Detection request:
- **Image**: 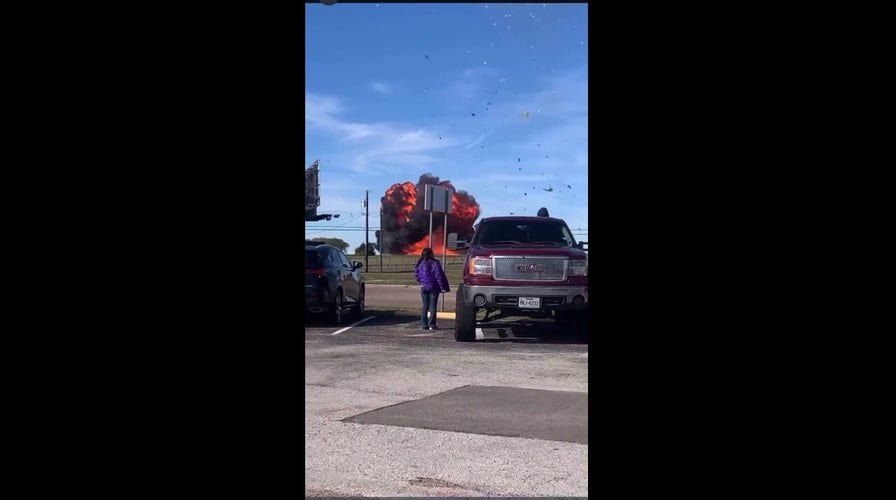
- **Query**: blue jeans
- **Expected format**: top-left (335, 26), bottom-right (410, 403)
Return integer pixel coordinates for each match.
top-left (421, 290), bottom-right (440, 327)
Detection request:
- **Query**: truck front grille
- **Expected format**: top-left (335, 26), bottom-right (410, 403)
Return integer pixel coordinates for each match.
top-left (492, 257), bottom-right (567, 281)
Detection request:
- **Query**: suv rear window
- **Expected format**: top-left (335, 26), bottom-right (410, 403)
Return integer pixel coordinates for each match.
top-left (305, 249), bottom-right (323, 268)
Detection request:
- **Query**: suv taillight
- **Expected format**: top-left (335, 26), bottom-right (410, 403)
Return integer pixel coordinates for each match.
top-left (568, 259), bottom-right (587, 276)
top-left (468, 257), bottom-right (492, 276)
top-left (306, 268), bottom-right (326, 277)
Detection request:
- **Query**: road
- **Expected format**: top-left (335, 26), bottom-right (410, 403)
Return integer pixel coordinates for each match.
top-left (363, 283), bottom-right (455, 312)
top-left (304, 286), bottom-right (589, 497)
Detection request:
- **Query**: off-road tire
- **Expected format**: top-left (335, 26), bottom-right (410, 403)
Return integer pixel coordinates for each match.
top-left (454, 286), bottom-right (476, 342)
top-left (573, 311), bottom-right (589, 343)
top-left (557, 311), bottom-right (589, 343)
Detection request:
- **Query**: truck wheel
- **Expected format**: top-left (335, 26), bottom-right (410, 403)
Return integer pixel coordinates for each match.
top-left (573, 311), bottom-right (589, 343)
top-left (557, 311), bottom-right (588, 343)
top-left (555, 311), bottom-right (573, 330)
top-left (455, 286), bottom-right (476, 342)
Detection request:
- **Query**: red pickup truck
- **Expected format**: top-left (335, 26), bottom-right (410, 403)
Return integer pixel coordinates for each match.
top-left (449, 214), bottom-right (589, 342)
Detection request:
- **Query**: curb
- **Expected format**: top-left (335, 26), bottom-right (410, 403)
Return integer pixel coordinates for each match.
top-left (436, 311), bottom-right (456, 319)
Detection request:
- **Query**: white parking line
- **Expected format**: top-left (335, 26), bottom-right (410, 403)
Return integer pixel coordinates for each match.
top-left (331, 315), bottom-right (376, 335)
top-left (475, 328), bottom-right (484, 340)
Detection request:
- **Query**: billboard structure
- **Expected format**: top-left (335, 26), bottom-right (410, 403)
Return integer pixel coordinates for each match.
top-left (305, 160), bottom-right (320, 220)
top-left (305, 160), bottom-right (337, 221)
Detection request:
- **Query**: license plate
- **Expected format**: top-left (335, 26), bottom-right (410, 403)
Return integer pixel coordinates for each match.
top-left (518, 297), bottom-right (541, 308)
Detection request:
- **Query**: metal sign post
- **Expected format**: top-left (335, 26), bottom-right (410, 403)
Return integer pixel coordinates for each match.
top-left (424, 185), bottom-right (434, 248)
top-left (422, 184), bottom-right (453, 311)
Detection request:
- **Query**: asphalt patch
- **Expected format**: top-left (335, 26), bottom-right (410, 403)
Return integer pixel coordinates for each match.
top-left (343, 385), bottom-right (587, 444)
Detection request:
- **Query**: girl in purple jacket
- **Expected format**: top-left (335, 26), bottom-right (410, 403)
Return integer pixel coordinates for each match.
top-left (414, 247), bottom-right (451, 330)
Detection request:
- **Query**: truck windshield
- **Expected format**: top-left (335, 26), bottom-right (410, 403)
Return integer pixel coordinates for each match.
top-left (476, 221), bottom-right (577, 247)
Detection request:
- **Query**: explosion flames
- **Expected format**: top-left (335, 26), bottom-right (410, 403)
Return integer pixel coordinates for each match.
top-left (377, 174), bottom-right (480, 255)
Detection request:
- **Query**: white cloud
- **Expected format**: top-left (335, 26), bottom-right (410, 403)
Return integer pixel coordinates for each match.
top-left (305, 64), bottom-right (588, 244)
top-left (369, 82), bottom-right (392, 94)
top-left (305, 93), bottom-right (460, 174)
top-left (305, 93), bottom-right (377, 139)
top-left (465, 132), bottom-right (489, 149)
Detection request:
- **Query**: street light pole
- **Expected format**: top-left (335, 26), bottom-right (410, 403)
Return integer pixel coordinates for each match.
top-left (364, 189), bottom-right (369, 270)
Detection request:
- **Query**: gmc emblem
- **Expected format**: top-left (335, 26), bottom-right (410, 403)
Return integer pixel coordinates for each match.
top-left (514, 264), bottom-right (545, 272)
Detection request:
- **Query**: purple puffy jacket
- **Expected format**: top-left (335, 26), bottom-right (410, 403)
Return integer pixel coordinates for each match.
top-left (415, 258), bottom-right (450, 293)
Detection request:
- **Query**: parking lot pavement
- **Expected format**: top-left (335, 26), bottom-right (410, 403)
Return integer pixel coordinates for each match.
top-left (363, 284), bottom-right (456, 312)
top-left (305, 311), bottom-right (588, 496)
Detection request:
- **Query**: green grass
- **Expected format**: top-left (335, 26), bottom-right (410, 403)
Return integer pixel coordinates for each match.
top-left (350, 254), bottom-right (465, 286)
top-left (361, 270), bottom-right (463, 286)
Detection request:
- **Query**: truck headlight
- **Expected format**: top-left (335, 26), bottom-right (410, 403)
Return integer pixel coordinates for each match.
top-left (469, 257), bottom-right (492, 276)
top-left (569, 259), bottom-right (587, 276)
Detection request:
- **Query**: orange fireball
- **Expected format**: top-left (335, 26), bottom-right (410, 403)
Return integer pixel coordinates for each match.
top-left (380, 174), bottom-right (479, 255)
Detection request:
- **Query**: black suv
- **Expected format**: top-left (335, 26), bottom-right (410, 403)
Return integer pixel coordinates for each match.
top-left (304, 243), bottom-right (365, 324)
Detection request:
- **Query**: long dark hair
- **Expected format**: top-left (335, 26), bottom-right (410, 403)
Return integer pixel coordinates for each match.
top-left (416, 247), bottom-right (435, 267)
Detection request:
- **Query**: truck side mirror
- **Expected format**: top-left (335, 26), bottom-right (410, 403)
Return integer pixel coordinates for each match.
top-left (577, 241), bottom-right (588, 251)
top-left (447, 233), bottom-right (467, 250)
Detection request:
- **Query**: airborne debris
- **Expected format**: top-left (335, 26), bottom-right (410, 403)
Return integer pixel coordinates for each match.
top-left (543, 186), bottom-right (553, 192)
top-left (567, 185), bottom-right (572, 189)
top-left (471, 113), bottom-right (476, 116)
top-left (518, 158), bottom-right (521, 162)
top-left (424, 54), bottom-right (430, 59)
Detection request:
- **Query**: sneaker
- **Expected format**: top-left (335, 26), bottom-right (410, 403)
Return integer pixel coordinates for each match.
top-left (421, 325), bottom-right (429, 330)
top-left (428, 325), bottom-right (439, 330)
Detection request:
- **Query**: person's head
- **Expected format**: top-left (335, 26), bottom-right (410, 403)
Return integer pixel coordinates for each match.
top-left (537, 207), bottom-right (550, 217)
top-left (417, 247), bottom-right (434, 266)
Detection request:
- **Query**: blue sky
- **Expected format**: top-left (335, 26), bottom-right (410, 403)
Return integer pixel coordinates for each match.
top-left (305, 2), bottom-right (588, 252)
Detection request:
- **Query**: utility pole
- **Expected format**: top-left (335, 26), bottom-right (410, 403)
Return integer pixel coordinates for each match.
top-left (364, 189), bottom-right (369, 270)
top-left (379, 206), bottom-right (383, 271)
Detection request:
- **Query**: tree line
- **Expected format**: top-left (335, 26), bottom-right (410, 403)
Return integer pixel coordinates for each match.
top-left (306, 238), bottom-right (376, 256)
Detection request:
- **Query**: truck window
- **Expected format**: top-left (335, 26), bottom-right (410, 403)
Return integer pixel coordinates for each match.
top-left (479, 221), bottom-right (576, 246)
